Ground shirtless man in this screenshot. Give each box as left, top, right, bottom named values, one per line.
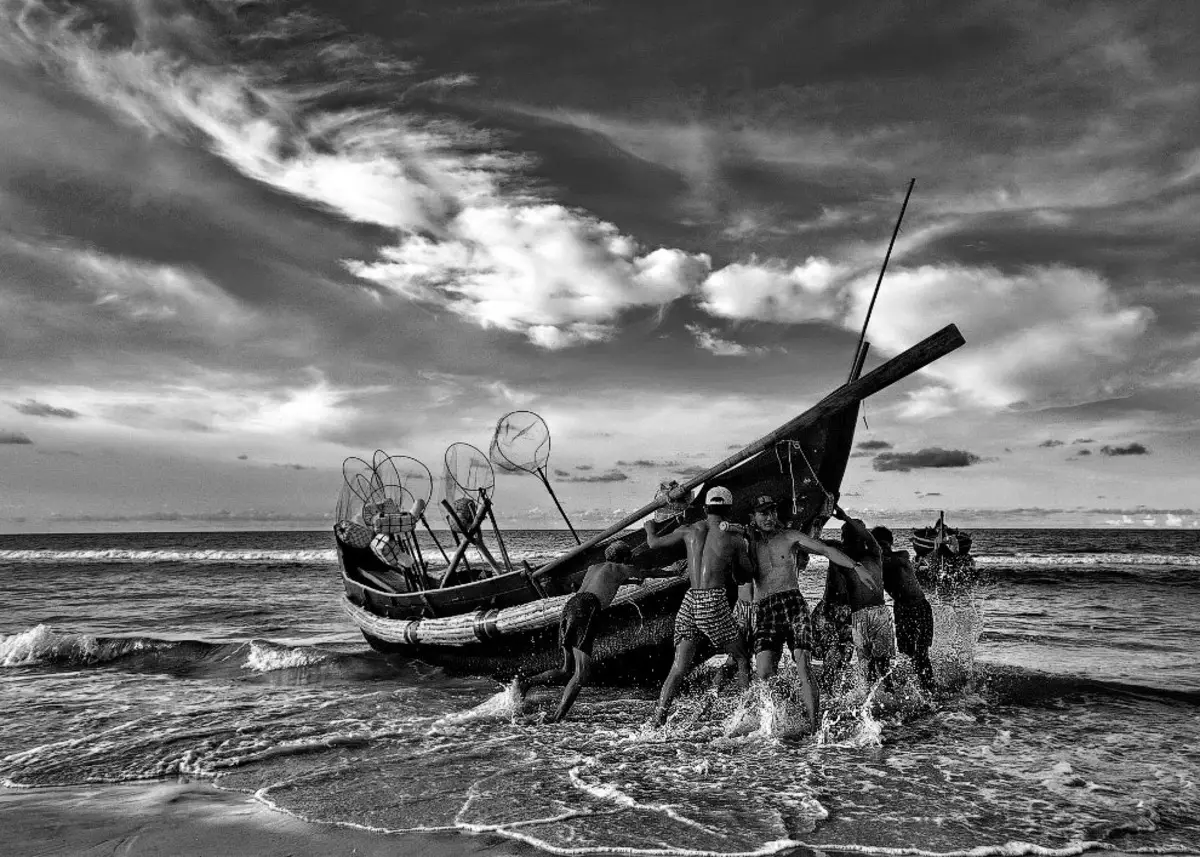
left=872, top=526, right=935, bottom=690
left=747, top=495, right=880, bottom=726
left=830, top=507, right=897, bottom=684
left=644, top=486, right=752, bottom=726
left=518, top=540, right=677, bottom=722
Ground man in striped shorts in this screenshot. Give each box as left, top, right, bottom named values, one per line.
left=645, top=486, right=753, bottom=726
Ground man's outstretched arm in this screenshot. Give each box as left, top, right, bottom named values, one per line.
left=644, top=519, right=687, bottom=550
left=789, top=532, right=858, bottom=569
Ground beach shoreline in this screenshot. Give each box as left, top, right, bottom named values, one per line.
left=0, top=781, right=518, bottom=857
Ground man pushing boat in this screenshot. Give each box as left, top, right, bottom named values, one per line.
left=518, top=540, right=678, bottom=722
left=644, top=486, right=753, bottom=727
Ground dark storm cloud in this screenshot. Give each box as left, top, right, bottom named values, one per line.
left=1100, top=442, right=1149, bottom=456
left=873, top=448, right=981, bottom=472
left=0, top=431, right=34, bottom=445
left=1038, top=439, right=1064, bottom=448
left=563, top=470, right=629, bottom=483
left=11, top=399, right=80, bottom=419
left=856, top=440, right=893, bottom=451
left=672, top=465, right=707, bottom=478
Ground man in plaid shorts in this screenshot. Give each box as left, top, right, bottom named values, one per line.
left=748, top=495, right=865, bottom=731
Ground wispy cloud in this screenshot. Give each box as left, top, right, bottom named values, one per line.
left=1100, top=442, right=1149, bottom=456
left=873, top=448, right=982, bottom=472
left=1039, top=439, right=1065, bottom=448
left=856, top=439, right=892, bottom=451
left=563, top=469, right=628, bottom=483
left=684, top=323, right=766, bottom=357
left=11, top=399, right=80, bottom=419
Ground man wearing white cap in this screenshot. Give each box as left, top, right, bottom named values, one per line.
left=644, top=485, right=752, bottom=726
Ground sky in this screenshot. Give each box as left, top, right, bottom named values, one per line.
left=1, top=0, right=1198, bottom=532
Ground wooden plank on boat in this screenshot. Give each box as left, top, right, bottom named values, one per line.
left=534, top=323, right=965, bottom=580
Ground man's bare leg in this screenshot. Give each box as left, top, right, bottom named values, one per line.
left=723, top=635, right=752, bottom=693
left=549, top=649, right=591, bottom=723
left=518, top=650, right=572, bottom=697
left=792, top=648, right=820, bottom=731
left=754, top=648, right=781, bottom=681
left=653, top=639, right=699, bottom=726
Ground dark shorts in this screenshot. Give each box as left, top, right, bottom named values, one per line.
left=674, top=587, right=739, bottom=650
left=752, top=590, right=814, bottom=656
left=560, top=592, right=602, bottom=655
left=894, top=599, right=934, bottom=657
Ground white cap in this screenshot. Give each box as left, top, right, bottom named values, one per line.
left=704, top=486, right=733, bottom=506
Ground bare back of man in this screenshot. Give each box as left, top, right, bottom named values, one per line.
left=644, top=487, right=751, bottom=726
left=519, top=541, right=676, bottom=723
left=832, top=510, right=897, bottom=684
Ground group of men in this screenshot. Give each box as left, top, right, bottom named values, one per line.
left=519, top=485, right=935, bottom=727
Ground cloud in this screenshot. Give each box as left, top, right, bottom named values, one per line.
left=1100, top=442, right=1149, bottom=456
left=921, top=492, right=943, bottom=497
left=856, top=439, right=893, bottom=451
left=616, top=459, right=682, bottom=468
left=696, top=256, right=1154, bottom=413
left=273, top=463, right=314, bottom=470
left=684, top=323, right=766, bottom=357
left=553, top=468, right=569, bottom=477
left=873, top=447, right=981, bottom=472
left=1038, top=439, right=1064, bottom=448
left=1076, top=449, right=1092, bottom=456
left=575, top=464, right=594, bottom=471
left=237, top=454, right=249, bottom=460
left=849, top=265, right=1154, bottom=411
left=1165, top=513, right=1184, bottom=527
left=353, top=229, right=712, bottom=349
left=563, top=469, right=629, bottom=483
left=1073, top=438, right=1095, bottom=444
left=11, top=399, right=80, bottom=419
left=672, top=464, right=707, bottom=477
left=0, top=431, right=34, bottom=445
left=699, top=257, right=845, bottom=323
left=5, top=0, right=715, bottom=353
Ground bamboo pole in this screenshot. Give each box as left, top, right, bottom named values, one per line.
left=534, top=323, right=965, bottom=580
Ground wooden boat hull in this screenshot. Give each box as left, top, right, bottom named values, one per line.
left=343, top=577, right=690, bottom=684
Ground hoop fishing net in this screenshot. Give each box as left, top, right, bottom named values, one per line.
left=386, top=454, right=434, bottom=512
left=489, top=410, right=551, bottom=476
left=442, top=442, right=496, bottom=504
left=337, top=456, right=382, bottom=524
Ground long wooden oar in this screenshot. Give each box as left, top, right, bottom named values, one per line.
left=534, top=323, right=965, bottom=581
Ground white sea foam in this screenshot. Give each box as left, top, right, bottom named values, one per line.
left=0, top=624, right=164, bottom=667
left=241, top=641, right=331, bottom=672
left=432, top=679, right=524, bottom=731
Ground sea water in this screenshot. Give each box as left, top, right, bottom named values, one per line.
left=1, top=528, right=1198, bottom=856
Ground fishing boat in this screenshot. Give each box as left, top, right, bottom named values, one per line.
left=912, top=510, right=979, bottom=590
left=333, top=324, right=965, bottom=684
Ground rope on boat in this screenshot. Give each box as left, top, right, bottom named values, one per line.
left=342, top=577, right=686, bottom=646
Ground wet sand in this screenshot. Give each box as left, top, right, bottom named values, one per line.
left=0, top=781, right=520, bottom=857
